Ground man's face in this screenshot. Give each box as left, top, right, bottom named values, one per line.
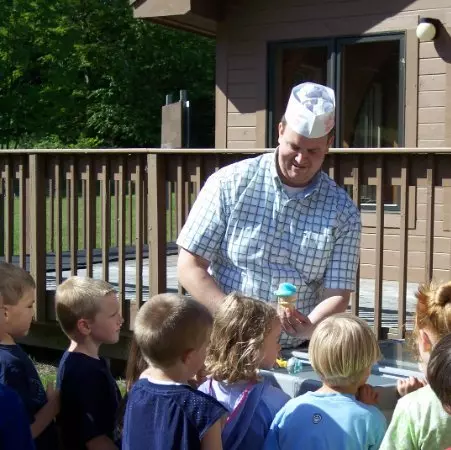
left=277, top=122, right=332, bottom=187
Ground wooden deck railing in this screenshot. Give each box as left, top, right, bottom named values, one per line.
left=1, top=148, right=451, bottom=345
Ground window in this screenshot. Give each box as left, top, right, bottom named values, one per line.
left=268, top=34, right=405, bottom=210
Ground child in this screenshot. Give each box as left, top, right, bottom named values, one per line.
left=198, top=292, right=290, bottom=450
left=122, top=293, right=227, bottom=450
left=55, top=276, right=123, bottom=450
left=380, top=281, right=451, bottom=449
left=0, top=262, right=59, bottom=450
left=264, top=313, right=386, bottom=450
left=0, top=291, right=35, bottom=450
left=428, top=333, right=451, bottom=414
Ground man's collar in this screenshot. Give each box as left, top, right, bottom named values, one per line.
left=271, top=148, right=323, bottom=196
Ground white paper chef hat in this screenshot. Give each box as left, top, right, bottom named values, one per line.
left=284, top=82, right=335, bottom=139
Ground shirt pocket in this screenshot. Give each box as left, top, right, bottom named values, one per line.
left=227, top=222, right=266, bottom=266
left=291, top=229, right=333, bottom=283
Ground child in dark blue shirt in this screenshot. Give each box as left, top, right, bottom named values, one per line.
left=55, top=276, right=123, bottom=450
left=0, top=263, right=59, bottom=450
left=0, top=285, right=35, bottom=450
left=0, top=382, right=35, bottom=450
left=122, top=294, right=227, bottom=450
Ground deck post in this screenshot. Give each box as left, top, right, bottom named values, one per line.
left=29, top=154, right=47, bottom=322
left=147, top=153, right=167, bottom=297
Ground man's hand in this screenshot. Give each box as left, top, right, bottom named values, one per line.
left=357, top=384, right=379, bottom=405
left=397, top=376, right=427, bottom=398
left=279, top=307, right=313, bottom=339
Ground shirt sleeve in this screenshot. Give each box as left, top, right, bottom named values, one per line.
left=176, top=172, right=226, bottom=262
left=0, top=388, right=35, bottom=450
left=379, top=401, right=416, bottom=450
left=323, top=212, right=361, bottom=291
left=192, top=391, right=227, bottom=440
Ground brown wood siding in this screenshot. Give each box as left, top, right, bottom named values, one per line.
left=217, top=2, right=451, bottom=282
left=220, top=0, right=451, bottom=149
left=360, top=185, right=451, bottom=283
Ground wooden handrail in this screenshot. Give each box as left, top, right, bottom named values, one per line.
left=2, top=147, right=451, bottom=155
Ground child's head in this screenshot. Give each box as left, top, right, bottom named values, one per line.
left=205, top=292, right=281, bottom=383
left=133, top=294, right=213, bottom=379
left=427, top=333, right=451, bottom=414
left=309, top=313, right=381, bottom=388
left=55, top=276, right=123, bottom=344
left=0, top=262, right=36, bottom=338
left=413, top=281, right=451, bottom=369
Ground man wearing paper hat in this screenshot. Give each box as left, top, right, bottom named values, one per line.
left=177, top=82, right=361, bottom=348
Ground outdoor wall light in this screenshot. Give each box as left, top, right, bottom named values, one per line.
left=416, top=18, right=439, bottom=42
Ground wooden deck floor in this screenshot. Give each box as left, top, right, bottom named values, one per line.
left=45, top=253, right=417, bottom=331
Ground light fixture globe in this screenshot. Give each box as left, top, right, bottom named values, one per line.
left=416, top=19, right=437, bottom=41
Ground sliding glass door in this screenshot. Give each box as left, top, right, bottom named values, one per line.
left=268, top=34, right=405, bottom=207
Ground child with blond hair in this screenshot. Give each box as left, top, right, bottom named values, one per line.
left=380, top=281, right=451, bottom=449
left=122, top=293, right=227, bottom=450
left=264, top=313, right=386, bottom=450
left=56, top=276, right=123, bottom=450
left=198, top=292, right=290, bottom=450
left=0, top=262, right=59, bottom=450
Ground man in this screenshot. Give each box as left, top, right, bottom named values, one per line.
left=176, top=82, right=361, bottom=348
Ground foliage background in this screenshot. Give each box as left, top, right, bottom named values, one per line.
left=0, top=0, right=215, bottom=149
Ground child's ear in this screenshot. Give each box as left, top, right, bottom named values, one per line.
left=181, top=348, right=195, bottom=366
left=76, top=318, right=92, bottom=336
left=443, top=403, right=451, bottom=415
left=419, top=329, right=433, bottom=353
left=3, top=305, right=13, bottom=323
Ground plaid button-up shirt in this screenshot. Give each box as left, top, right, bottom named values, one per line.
left=177, top=151, right=361, bottom=347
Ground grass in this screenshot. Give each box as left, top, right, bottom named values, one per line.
left=4, top=192, right=178, bottom=256
left=35, top=360, right=126, bottom=396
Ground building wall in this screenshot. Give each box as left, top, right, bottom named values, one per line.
left=216, top=0, right=451, bottom=149
left=359, top=187, right=451, bottom=283
left=215, top=0, right=451, bottom=283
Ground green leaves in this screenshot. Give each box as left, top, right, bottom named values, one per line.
left=0, top=0, right=215, bottom=149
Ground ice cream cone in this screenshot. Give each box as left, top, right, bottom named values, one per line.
left=278, top=294, right=297, bottom=310
left=274, top=283, right=297, bottom=311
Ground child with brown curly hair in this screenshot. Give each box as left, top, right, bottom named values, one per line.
left=380, top=281, right=451, bottom=449
left=198, top=292, right=290, bottom=450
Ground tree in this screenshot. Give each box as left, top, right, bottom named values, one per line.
left=0, top=0, right=215, bottom=148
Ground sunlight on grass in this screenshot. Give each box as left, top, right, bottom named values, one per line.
left=8, top=192, right=177, bottom=256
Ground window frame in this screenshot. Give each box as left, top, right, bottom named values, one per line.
left=267, top=32, right=406, bottom=148
left=267, top=32, right=406, bottom=212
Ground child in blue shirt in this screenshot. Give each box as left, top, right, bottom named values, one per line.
left=264, top=313, right=387, bottom=450
left=0, top=288, right=35, bottom=450
left=198, top=292, right=290, bottom=450
left=122, top=293, right=227, bottom=450
left=0, top=263, right=59, bottom=450
left=55, top=276, right=123, bottom=450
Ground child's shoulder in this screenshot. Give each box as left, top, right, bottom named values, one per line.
left=397, top=384, right=437, bottom=414
left=138, top=379, right=228, bottom=427
left=0, top=344, right=33, bottom=374
left=59, top=351, right=109, bottom=376
left=133, top=379, right=226, bottom=413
